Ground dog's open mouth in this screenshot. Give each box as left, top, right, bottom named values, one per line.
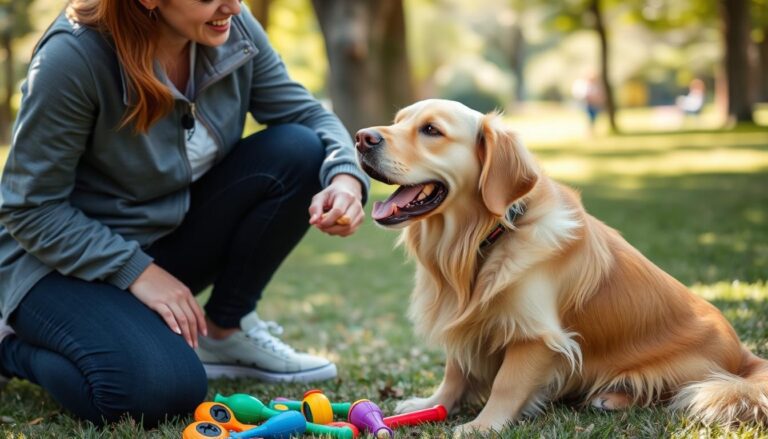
left=372, top=182, right=448, bottom=225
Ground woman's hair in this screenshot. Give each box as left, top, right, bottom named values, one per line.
left=66, top=0, right=174, bottom=132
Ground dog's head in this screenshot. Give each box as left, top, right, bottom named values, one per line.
left=356, top=99, right=539, bottom=228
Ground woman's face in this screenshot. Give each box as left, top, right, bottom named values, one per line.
left=155, top=0, right=243, bottom=48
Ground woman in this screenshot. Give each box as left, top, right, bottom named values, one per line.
left=0, top=0, right=369, bottom=426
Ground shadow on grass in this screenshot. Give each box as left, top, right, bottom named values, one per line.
left=535, top=142, right=768, bottom=161
left=570, top=171, right=768, bottom=285
left=533, top=130, right=768, bottom=160
left=614, top=122, right=768, bottom=137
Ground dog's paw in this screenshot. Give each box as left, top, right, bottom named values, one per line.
left=590, top=391, right=632, bottom=411
left=394, top=396, right=435, bottom=414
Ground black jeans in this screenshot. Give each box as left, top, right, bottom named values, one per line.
left=0, top=123, right=324, bottom=425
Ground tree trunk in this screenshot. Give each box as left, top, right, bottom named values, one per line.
left=589, top=0, right=618, bottom=133
left=0, top=31, right=12, bottom=144
left=509, top=25, right=526, bottom=102
left=720, top=0, right=754, bottom=122
left=376, top=0, right=412, bottom=116
left=759, top=27, right=768, bottom=102
left=311, top=0, right=413, bottom=135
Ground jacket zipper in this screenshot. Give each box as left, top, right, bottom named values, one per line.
left=186, top=100, right=223, bottom=161
left=190, top=42, right=257, bottom=160
left=178, top=102, right=194, bottom=183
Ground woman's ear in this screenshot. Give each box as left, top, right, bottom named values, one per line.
left=477, top=114, right=539, bottom=217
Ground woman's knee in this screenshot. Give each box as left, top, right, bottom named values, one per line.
left=90, top=341, right=207, bottom=426
left=245, top=123, right=325, bottom=179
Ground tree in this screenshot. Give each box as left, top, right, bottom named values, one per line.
left=759, top=30, right=768, bottom=101
left=311, top=0, right=413, bottom=135
left=720, top=0, right=753, bottom=122
left=588, top=0, right=617, bottom=132
left=0, top=0, right=33, bottom=143
left=752, top=0, right=768, bottom=102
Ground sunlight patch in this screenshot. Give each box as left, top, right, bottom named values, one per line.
left=691, top=281, right=768, bottom=301
left=542, top=148, right=768, bottom=183
left=318, top=252, right=349, bottom=266
left=697, top=232, right=717, bottom=246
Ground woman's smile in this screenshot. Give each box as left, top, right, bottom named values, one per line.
left=206, top=17, right=231, bottom=32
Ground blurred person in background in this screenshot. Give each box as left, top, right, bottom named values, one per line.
left=676, top=77, right=706, bottom=117
left=572, top=72, right=605, bottom=136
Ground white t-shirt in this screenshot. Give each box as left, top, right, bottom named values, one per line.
left=185, top=112, right=218, bottom=182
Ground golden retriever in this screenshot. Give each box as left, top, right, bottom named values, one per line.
left=354, top=99, right=768, bottom=436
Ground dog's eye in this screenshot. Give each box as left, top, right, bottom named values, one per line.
left=420, top=124, right=442, bottom=137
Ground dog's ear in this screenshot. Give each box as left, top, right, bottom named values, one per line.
left=477, top=114, right=539, bottom=217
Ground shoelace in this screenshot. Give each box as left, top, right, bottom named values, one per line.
left=245, top=319, right=297, bottom=355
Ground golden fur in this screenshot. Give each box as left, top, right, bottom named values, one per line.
left=357, top=99, right=768, bottom=435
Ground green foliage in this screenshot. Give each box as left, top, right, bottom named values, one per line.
left=752, top=0, right=768, bottom=34
left=266, top=0, right=328, bottom=94
left=1, top=120, right=767, bottom=437
left=625, top=0, right=718, bottom=30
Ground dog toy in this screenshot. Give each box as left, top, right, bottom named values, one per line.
left=302, top=389, right=333, bottom=424
left=383, top=404, right=448, bottom=428
left=194, top=402, right=255, bottom=432
left=215, top=393, right=354, bottom=439
left=182, top=411, right=306, bottom=439
left=328, top=421, right=360, bottom=437
left=183, top=421, right=228, bottom=439
left=269, top=394, right=351, bottom=418
left=347, top=399, right=393, bottom=439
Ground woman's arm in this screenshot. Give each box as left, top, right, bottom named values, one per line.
left=238, top=7, right=370, bottom=205
left=0, top=33, right=152, bottom=290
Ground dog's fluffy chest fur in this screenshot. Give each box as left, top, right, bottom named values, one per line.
left=405, top=181, right=587, bottom=381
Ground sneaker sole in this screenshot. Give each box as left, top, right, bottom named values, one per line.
left=203, top=363, right=337, bottom=383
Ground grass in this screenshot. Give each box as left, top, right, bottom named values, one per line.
left=0, top=114, right=767, bottom=437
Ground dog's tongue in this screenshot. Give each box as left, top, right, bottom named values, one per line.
left=372, top=185, right=424, bottom=220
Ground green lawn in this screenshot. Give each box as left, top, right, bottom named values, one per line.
left=1, top=123, right=767, bottom=437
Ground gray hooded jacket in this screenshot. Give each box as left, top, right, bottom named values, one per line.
left=0, top=8, right=369, bottom=318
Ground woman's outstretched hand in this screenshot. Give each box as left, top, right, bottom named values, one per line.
left=129, top=263, right=207, bottom=348
left=309, top=174, right=364, bottom=236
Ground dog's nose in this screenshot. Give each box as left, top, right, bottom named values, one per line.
left=355, top=129, right=383, bottom=152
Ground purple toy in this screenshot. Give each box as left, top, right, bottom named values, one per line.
left=347, top=399, right=393, bottom=438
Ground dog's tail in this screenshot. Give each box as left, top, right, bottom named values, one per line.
left=670, top=348, right=768, bottom=425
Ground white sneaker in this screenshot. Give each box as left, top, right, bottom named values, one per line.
left=0, top=319, right=14, bottom=391
left=196, top=312, right=337, bottom=383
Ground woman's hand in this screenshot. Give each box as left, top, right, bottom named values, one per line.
left=129, top=263, right=207, bottom=348
left=308, top=174, right=364, bottom=236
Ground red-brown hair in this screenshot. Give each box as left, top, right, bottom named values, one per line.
left=66, top=0, right=173, bottom=132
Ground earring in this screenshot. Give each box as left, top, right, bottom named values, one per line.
left=148, top=8, right=158, bottom=21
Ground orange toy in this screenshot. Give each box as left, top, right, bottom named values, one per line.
left=183, top=421, right=227, bottom=439
left=194, top=402, right=256, bottom=432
